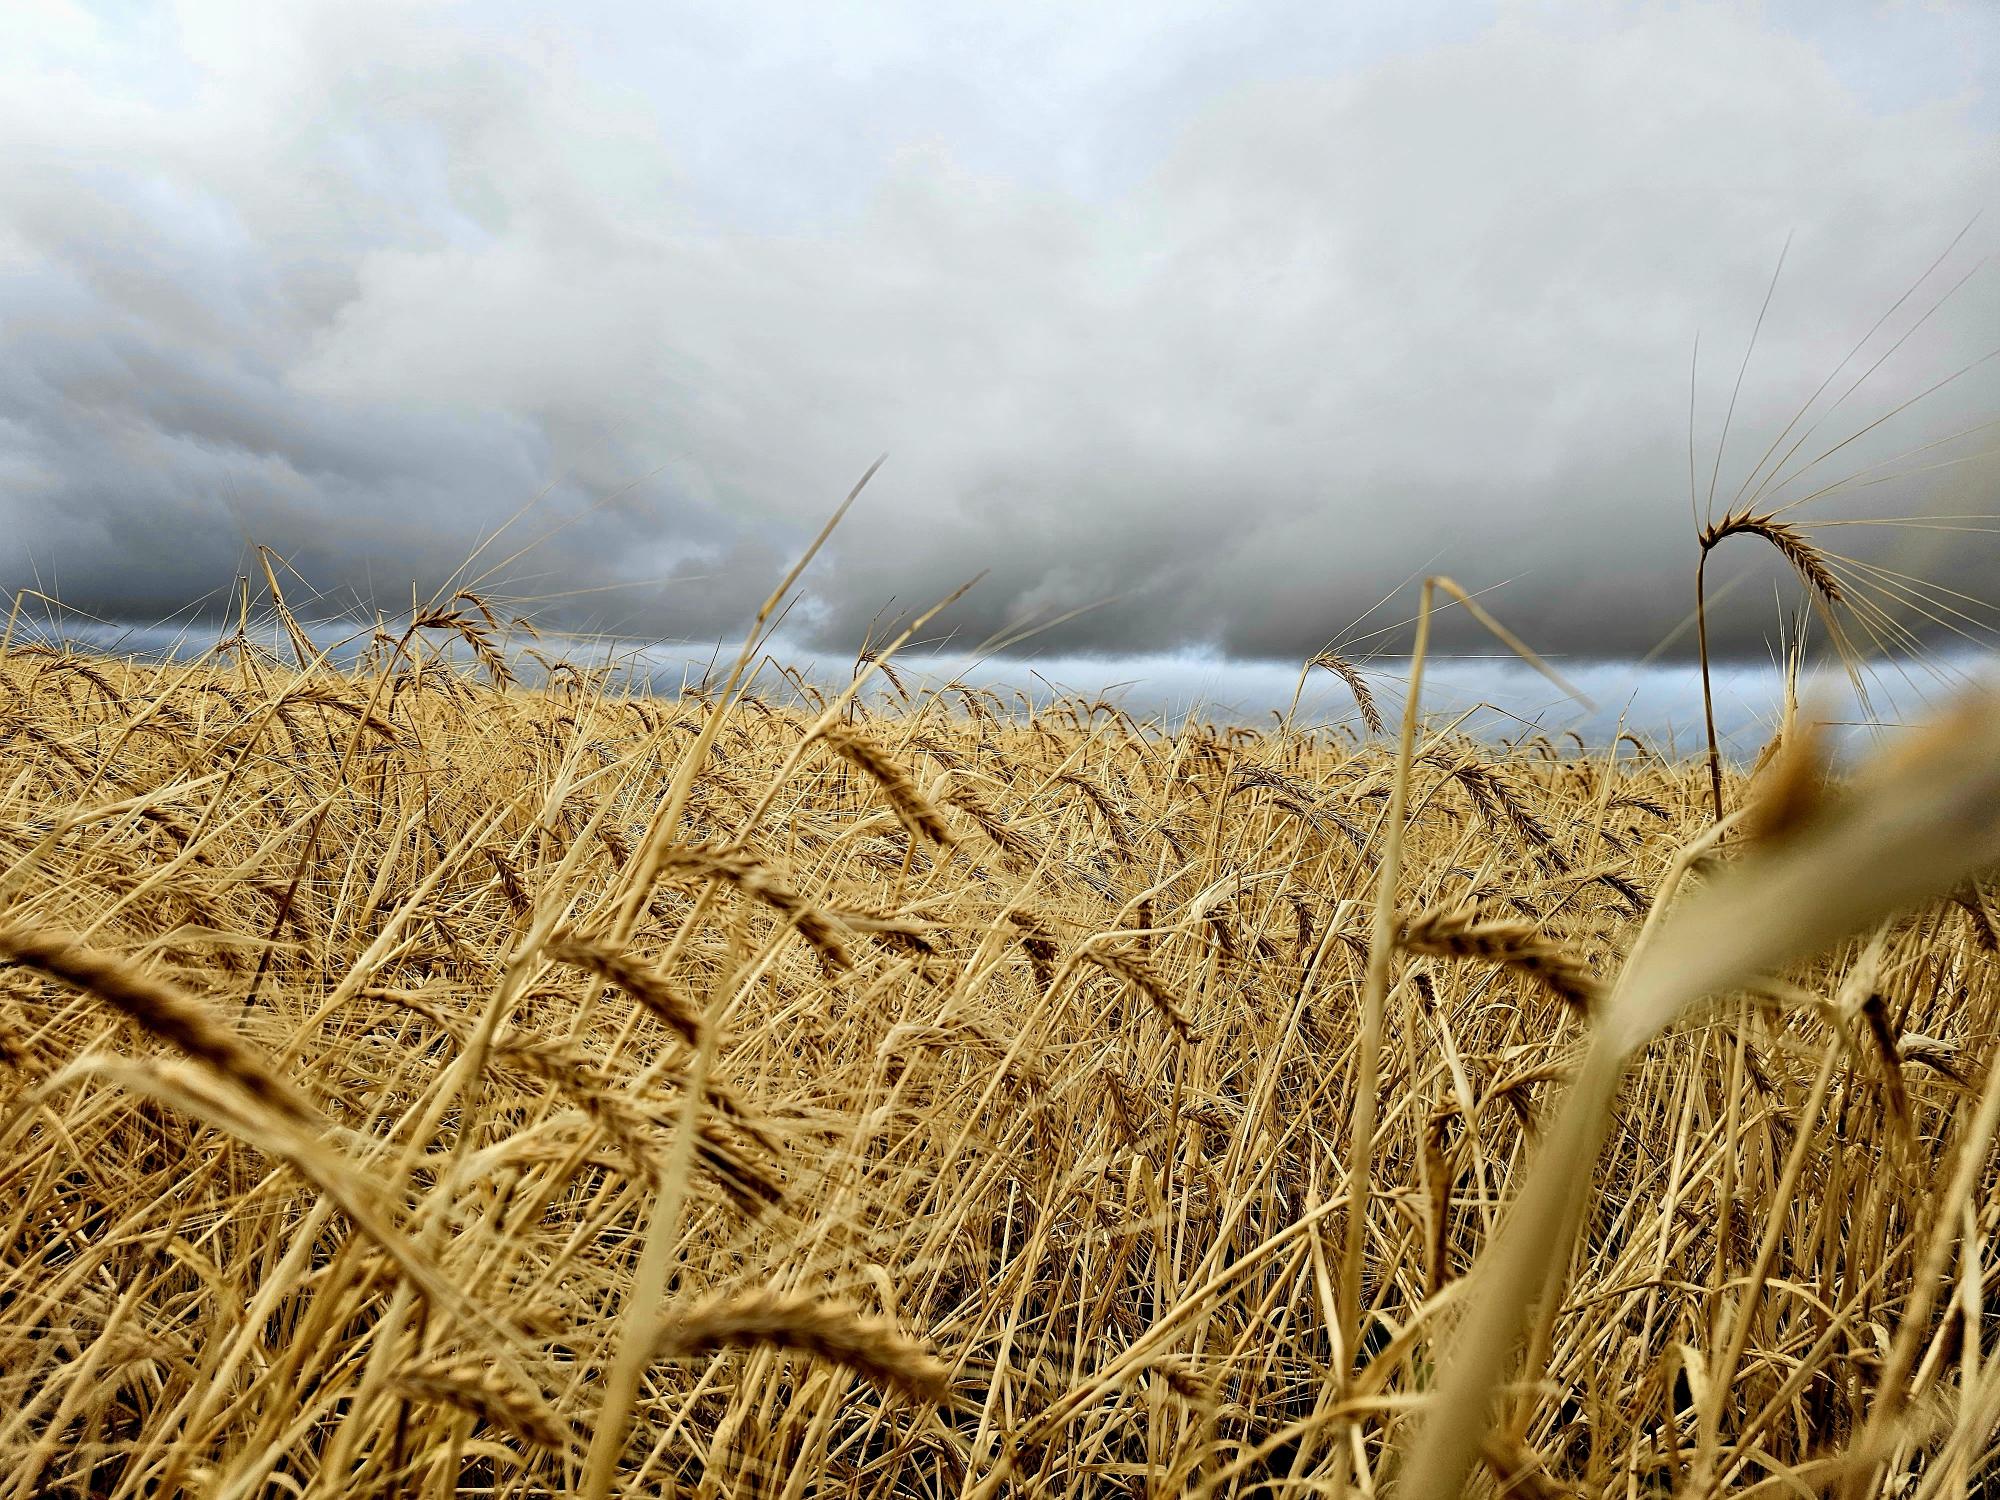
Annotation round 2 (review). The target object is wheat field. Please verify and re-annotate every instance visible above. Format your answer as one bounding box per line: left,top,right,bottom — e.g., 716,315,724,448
2,582,2000,1499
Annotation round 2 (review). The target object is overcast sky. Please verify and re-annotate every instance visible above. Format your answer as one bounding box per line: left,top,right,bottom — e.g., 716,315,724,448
4,0,1998,731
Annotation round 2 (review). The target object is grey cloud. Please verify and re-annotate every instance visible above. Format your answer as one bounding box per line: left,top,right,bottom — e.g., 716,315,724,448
2,0,1997,679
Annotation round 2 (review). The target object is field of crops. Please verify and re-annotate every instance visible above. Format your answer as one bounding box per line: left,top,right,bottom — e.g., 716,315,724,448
2,592,1998,1497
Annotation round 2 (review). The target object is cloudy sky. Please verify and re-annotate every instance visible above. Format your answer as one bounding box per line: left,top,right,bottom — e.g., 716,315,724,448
4,0,1998,736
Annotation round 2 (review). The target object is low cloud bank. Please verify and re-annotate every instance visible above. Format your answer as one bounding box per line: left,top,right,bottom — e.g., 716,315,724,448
26,601,1985,756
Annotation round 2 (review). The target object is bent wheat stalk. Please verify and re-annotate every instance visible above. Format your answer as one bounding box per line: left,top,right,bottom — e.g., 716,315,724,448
1695,509,1843,823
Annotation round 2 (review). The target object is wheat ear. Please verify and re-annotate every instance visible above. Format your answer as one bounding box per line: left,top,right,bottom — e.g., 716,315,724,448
1699,510,1845,606
544,930,703,1046
1398,903,1601,1015
1080,939,1196,1040
391,1359,570,1450
816,722,955,845
1308,651,1386,735
0,924,311,1123
655,1286,949,1403
654,843,851,969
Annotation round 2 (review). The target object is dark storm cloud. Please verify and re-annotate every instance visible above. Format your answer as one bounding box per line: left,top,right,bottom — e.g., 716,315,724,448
3,1,1997,667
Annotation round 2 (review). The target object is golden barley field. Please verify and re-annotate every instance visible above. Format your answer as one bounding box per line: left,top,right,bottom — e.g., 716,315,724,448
3,581,2000,1499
